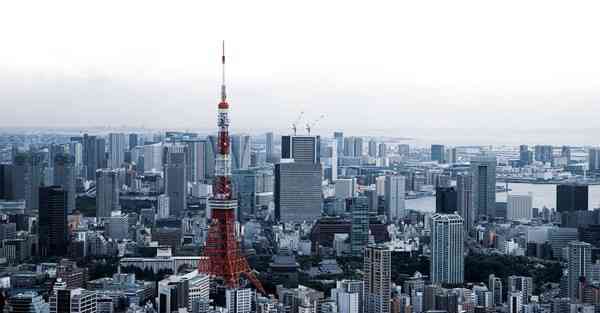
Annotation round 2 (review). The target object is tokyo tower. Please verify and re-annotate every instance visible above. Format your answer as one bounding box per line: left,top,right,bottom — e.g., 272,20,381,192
198,41,265,294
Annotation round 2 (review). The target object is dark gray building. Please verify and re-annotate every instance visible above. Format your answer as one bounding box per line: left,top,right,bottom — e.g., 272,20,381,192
164,145,187,217
39,186,68,257
53,153,76,213
274,162,322,222
129,133,139,151
471,154,496,219
96,169,120,218
83,134,106,180
436,187,457,214
350,197,369,257
281,135,321,164
557,183,588,212
519,145,532,166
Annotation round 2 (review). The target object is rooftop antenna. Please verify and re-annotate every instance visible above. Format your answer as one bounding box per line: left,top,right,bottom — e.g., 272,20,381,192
292,111,304,135
221,40,226,102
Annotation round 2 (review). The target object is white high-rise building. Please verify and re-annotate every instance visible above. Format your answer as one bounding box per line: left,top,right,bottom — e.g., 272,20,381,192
231,135,252,170
376,176,386,196
385,175,406,220
568,241,592,300
471,154,497,219
507,194,533,221
143,143,163,172
184,270,210,312
332,280,363,313
68,141,83,176
226,288,253,313
108,133,126,169
266,132,275,163
507,276,533,305
430,213,464,285
330,141,338,182
157,194,170,218
364,245,391,313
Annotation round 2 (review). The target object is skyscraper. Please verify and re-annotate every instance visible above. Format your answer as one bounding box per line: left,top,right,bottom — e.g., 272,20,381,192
184,139,208,183
266,132,275,163
12,153,32,207
108,133,126,169
471,154,497,219
557,183,588,212
378,143,387,158
129,133,139,151
232,167,273,221
589,148,600,173
231,134,251,170
519,145,532,167
39,186,68,257
344,137,363,157
507,275,533,305
368,139,378,158
364,245,391,313
274,161,322,222
534,145,553,163
430,213,464,285
489,274,503,307
53,153,76,213
349,197,369,257
431,144,445,163
0,164,11,199
436,187,458,214
398,144,409,157
96,169,120,218
334,132,344,155
384,175,405,221
329,141,338,182
568,241,591,301
226,288,253,313
68,141,84,177
164,145,188,217
456,174,473,231
281,135,321,164
83,135,106,180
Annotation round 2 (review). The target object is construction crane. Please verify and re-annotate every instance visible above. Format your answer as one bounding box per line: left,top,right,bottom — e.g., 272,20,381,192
305,114,325,135
291,111,304,135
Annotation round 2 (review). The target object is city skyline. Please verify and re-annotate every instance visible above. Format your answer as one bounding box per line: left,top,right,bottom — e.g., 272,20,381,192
1,1,600,143
1,3,600,312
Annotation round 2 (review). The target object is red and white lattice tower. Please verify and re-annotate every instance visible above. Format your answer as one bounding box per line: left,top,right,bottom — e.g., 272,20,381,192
198,41,265,294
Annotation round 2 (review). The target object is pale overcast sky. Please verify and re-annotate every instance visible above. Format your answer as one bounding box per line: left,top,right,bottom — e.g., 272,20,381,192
1,1,600,143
